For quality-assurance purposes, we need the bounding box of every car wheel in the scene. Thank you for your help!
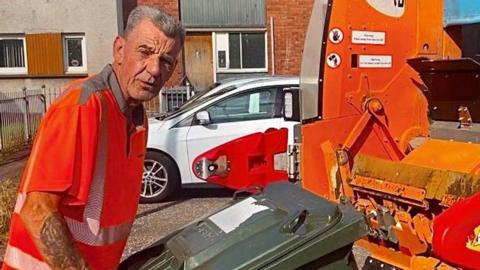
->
[140,151,180,203]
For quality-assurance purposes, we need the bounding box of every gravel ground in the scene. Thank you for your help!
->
[123,187,370,268]
[123,188,234,258]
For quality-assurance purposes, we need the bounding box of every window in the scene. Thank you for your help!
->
[0,36,27,74]
[215,32,267,72]
[0,33,88,76]
[205,88,280,124]
[63,35,87,73]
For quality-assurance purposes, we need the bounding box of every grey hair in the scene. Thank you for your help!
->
[124,5,185,45]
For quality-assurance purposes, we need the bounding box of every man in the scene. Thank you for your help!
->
[2,5,184,270]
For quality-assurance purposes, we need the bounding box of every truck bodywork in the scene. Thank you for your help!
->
[192,0,480,269]
[299,0,480,269]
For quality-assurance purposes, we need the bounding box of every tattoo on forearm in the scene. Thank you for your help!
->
[40,212,88,270]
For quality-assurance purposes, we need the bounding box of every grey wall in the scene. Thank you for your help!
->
[0,0,123,91]
[0,78,75,92]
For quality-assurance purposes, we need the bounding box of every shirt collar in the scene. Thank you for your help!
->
[100,64,129,115]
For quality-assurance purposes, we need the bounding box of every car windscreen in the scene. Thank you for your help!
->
[154,82,221,120]
[162,86,236,120]
[176,82,221,109]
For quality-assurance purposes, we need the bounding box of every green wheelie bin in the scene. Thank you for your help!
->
[120,182,368,270]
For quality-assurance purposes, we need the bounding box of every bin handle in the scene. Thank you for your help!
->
[282,209,309,234]
[232,186,264,200]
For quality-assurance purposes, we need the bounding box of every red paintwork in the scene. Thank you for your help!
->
[192,128,288,190]
[433,192,480,270]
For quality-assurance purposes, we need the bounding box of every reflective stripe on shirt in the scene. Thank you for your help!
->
[4,245,50,270]
[13,193,26,215]
[12,193,133,247]
[65,218,133,246]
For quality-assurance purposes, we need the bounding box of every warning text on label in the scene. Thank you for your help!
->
[352,30,386,45]
[359,55,392,68]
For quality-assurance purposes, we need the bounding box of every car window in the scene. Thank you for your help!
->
[205,87,280,124]
[162,86,237,121]
[175,82,221,109]
[173,115,194,128]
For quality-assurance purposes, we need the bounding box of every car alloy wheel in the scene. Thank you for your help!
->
[142,159,169,199]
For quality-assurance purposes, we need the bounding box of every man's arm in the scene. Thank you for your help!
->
[19,192,90,270]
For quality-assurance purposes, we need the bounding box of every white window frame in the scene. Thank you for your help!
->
[0,36,28,75]
[214,31,268,73]
[63,34,87,74]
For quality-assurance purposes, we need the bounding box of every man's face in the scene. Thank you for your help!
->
[113,19,182,105]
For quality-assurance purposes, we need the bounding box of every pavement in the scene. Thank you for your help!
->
[123,188,234,259]
[0,148,30,180]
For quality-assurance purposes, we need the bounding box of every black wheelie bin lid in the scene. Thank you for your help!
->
[120,182,368,270]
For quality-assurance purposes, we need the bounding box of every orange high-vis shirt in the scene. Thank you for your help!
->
[2,65,147,270]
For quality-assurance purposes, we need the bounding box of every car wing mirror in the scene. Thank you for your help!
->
[283,87,300,122]
[196,110,211,125]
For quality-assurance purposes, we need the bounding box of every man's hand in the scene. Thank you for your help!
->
[20,192,90,270]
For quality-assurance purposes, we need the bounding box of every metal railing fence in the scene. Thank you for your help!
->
[0,87,48,151]
[160,86,192,113]
[0,85,193,151]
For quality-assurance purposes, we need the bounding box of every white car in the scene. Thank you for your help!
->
[141,76,300,203]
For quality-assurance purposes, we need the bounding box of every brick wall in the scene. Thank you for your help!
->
[266,0,314,76]
[137,0,183,86]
